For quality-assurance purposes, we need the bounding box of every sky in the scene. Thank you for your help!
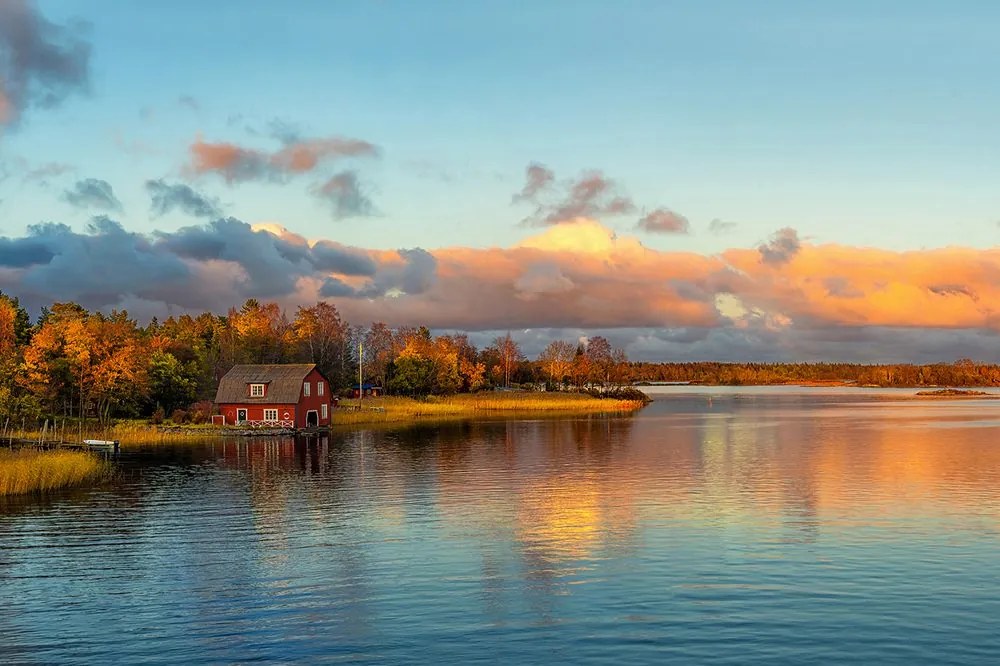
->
[2,0,1000,362]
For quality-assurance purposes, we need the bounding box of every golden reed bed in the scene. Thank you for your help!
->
[333,392,647,427]
[0,449,111,497]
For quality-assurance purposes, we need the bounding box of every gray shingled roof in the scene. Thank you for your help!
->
[215,364,319,404]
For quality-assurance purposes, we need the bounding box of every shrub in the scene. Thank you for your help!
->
[149,407,165,425]
[188,400,214,424]
[170,408,189,424]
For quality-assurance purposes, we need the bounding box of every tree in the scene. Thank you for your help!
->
[585,335,614,386]
[538,340,575,387]
[292,302,348,383]
[364,322,395,389]
[147,351,198,414]
[491,333,523,388]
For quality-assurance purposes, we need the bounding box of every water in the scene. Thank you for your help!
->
[3,386,1000,664]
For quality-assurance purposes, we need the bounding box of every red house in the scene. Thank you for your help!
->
[215,364,333,428]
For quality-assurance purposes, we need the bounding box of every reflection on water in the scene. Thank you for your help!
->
[3,389,1000,663]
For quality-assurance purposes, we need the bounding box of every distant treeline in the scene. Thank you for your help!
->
[1,292,993,425]
[628,361,1000,388]
[0,294,631,424]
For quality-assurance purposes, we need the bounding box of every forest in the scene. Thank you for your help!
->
[0,293,631,424]
[1,291,997,425]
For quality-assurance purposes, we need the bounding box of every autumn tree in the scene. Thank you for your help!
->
[538,340,575,388]
[21,305,148,423]
[364,321,395,389]
[228,299,290,365]
[490,333,523,388]
[291,301,348,383]
[585,335,614,386]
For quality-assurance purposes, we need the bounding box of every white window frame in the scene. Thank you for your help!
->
[263,409,278,422]
[321,403,328,420]
[249,383,265,397]
[318,381,324,396]
[303,381,311,397]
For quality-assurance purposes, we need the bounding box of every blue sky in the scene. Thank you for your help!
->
[3,0,1000,361]
[5,0,999,251]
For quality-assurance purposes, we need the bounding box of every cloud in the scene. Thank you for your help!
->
[311,240,377,276]
[636,208,690,234]
[177,95,199,111]
[0,0,91,127]
[708,218,737,234]
[188,135,378,184]
[0,236,54,267]
[758,227,800,265]
[514,263,575,300]
[15,159,73,184]
[5,217,1000,362]
[312,170,376,219]
[145,179,223,219]
[62,178,123,212]
[512,162,555,202]
[514,164,636,225]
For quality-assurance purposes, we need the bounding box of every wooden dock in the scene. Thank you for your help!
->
[3,437,120,456]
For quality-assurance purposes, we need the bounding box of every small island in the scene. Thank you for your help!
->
[915,388,996,398]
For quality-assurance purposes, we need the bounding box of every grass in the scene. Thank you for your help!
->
[0,449,111,497]
[1,418,217,446]
[2,391,649,445]
[333,391,647,427]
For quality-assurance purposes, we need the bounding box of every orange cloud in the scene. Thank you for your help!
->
[188,136,377,183]
[723,244,1000,330]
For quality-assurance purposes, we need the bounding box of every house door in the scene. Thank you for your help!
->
[237,409,247,424]
[306,410,318,428]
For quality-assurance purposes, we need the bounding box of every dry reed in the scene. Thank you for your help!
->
[0,449,110,496]
[333,392,646,427]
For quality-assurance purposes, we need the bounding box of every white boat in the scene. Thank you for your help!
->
[83,439,120,453]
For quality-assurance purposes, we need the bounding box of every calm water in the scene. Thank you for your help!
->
[3,387,1000,664]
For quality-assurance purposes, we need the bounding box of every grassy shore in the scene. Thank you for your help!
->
[333,391,648,427]
[0,449,111,497]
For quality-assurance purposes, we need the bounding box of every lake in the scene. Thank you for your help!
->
[3,386,1000,664]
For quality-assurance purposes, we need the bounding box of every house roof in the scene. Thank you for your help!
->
[215,364,321,404]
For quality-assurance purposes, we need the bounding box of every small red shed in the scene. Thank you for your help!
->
[215,364,333,428]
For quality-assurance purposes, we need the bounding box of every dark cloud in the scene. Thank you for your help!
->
[758,227,800,265]
[311,240,377,276]
[0,236,54,267]
[154,217,305,297]
[0,0,91,126]
[636,208,690,234]
[145,179,223,219]
[708,218,737,234]
[319,277,357,298]
[512,162,554,202]
[824,277,864,298]
[515,165,636,225]
[63,178,123,212]
[355,248,438,298]
[312,171,376,219]
[929,284,976,299]
[0,217,200,310]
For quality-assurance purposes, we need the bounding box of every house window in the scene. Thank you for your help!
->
[318,381,325,396]
[249,383,265,397]
[264,409,278,422]
[303,382,311,397]
[321,403,328,420]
